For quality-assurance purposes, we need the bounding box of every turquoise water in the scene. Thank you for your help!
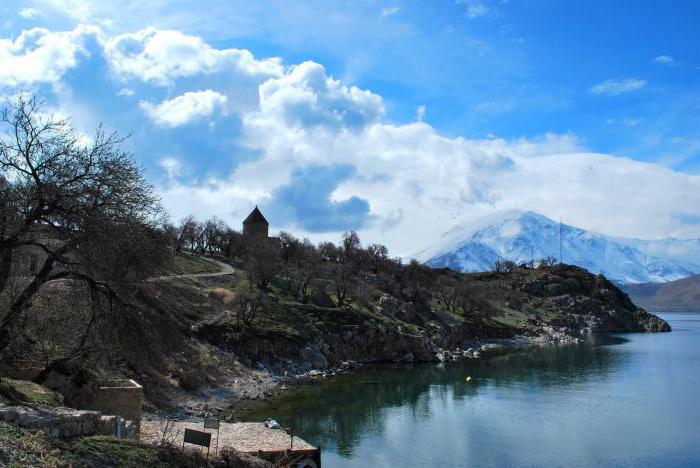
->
[253,313,700,467]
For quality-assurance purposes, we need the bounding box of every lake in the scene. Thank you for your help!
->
[249,313,700,467]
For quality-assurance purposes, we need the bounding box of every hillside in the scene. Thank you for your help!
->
[622,274,700,312]
[3,254,669,415]
[414,210,700,284]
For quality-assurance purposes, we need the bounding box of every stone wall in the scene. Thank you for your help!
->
[0,404,136,438]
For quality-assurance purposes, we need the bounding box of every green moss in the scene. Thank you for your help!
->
[490,311,527,329]
[0,422,24,439]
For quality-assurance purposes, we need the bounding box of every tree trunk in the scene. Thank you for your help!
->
[0,247,14,295]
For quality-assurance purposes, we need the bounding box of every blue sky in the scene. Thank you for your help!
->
[1,0,699,254]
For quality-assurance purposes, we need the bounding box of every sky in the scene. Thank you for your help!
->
[0,0,699,256]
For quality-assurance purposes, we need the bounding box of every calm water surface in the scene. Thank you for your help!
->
[250,313,700,467]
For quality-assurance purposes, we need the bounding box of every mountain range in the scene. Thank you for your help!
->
[414,210,700,284]
[621,274,700,312]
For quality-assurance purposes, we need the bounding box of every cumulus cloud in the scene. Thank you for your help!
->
[18,7,41,19]
[158,63,700,254]
[139,90,228,127]
[1,24,697,255]
[652,55,674,65]
[590,78,647,96]
[248,61,384,130]
[104,27,283,86]
[0,25,98,87]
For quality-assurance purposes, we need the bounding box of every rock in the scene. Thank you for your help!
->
[311,288,335,307]
[402,352,415,362]
[300,347,328,369]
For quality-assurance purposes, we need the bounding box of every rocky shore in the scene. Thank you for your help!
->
[171,316,666,421]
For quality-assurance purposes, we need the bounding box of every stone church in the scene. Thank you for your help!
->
[242,206,269,238]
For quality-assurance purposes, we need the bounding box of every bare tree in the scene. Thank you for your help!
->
[231,290,262,328]
[0,96,168,353]
[176,215,198,252]
[366,243,389,273]
[245,238,281,290]
[435,276,459,312]
[223,228,245,259]
[290,239,320,301]
[202,216,227,255]
[493,259,516,273]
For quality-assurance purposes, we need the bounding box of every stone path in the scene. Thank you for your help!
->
[149,256,235,281]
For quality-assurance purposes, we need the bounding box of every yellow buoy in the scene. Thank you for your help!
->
[465,376,472,382]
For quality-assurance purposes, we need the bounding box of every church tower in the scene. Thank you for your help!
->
[242,206,269,238]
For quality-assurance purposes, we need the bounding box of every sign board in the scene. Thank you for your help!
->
[204,418,220,430]
[183,428,211,448]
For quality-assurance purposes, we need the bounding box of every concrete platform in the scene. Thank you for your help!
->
[141,419,320,465]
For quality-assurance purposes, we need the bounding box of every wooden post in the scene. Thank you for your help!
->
[204,418,220,454]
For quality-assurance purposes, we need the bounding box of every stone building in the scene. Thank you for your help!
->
[1,225,68,278]
[1,174,69,278]
[242,206,269,238]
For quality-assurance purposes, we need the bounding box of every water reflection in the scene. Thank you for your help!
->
[246,335,630,457]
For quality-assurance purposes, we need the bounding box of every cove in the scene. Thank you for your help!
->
[245,313,700,467]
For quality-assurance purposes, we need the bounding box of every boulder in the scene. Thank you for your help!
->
[299,347,328,369]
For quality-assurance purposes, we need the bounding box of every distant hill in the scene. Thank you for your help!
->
[621,274,700,312]
[414,210,700,284]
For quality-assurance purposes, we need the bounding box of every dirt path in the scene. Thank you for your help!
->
[150,256,235,281]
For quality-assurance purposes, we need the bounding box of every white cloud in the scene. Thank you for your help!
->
[248,61,384,130]
[18,7,41,19]
[159,63,700,255]
[139,90,228,127]
[652,55,674,65]
[416,104,426,121]
[465,1,489,18]
[590,78,646,96]
[117,87,134,97]
[380,7,401,17]
[1,24,696,254]
[160,157,185,178]
[0,25,98,87]
[104,27,283,86]
[37,0,94,22]
[606,117,642,127]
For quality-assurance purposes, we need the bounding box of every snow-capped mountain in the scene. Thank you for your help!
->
[414,210,700,284]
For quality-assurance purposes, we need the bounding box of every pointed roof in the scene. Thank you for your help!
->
[243,206,269,225]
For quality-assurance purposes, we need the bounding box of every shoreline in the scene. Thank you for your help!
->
[146,321,667,423]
